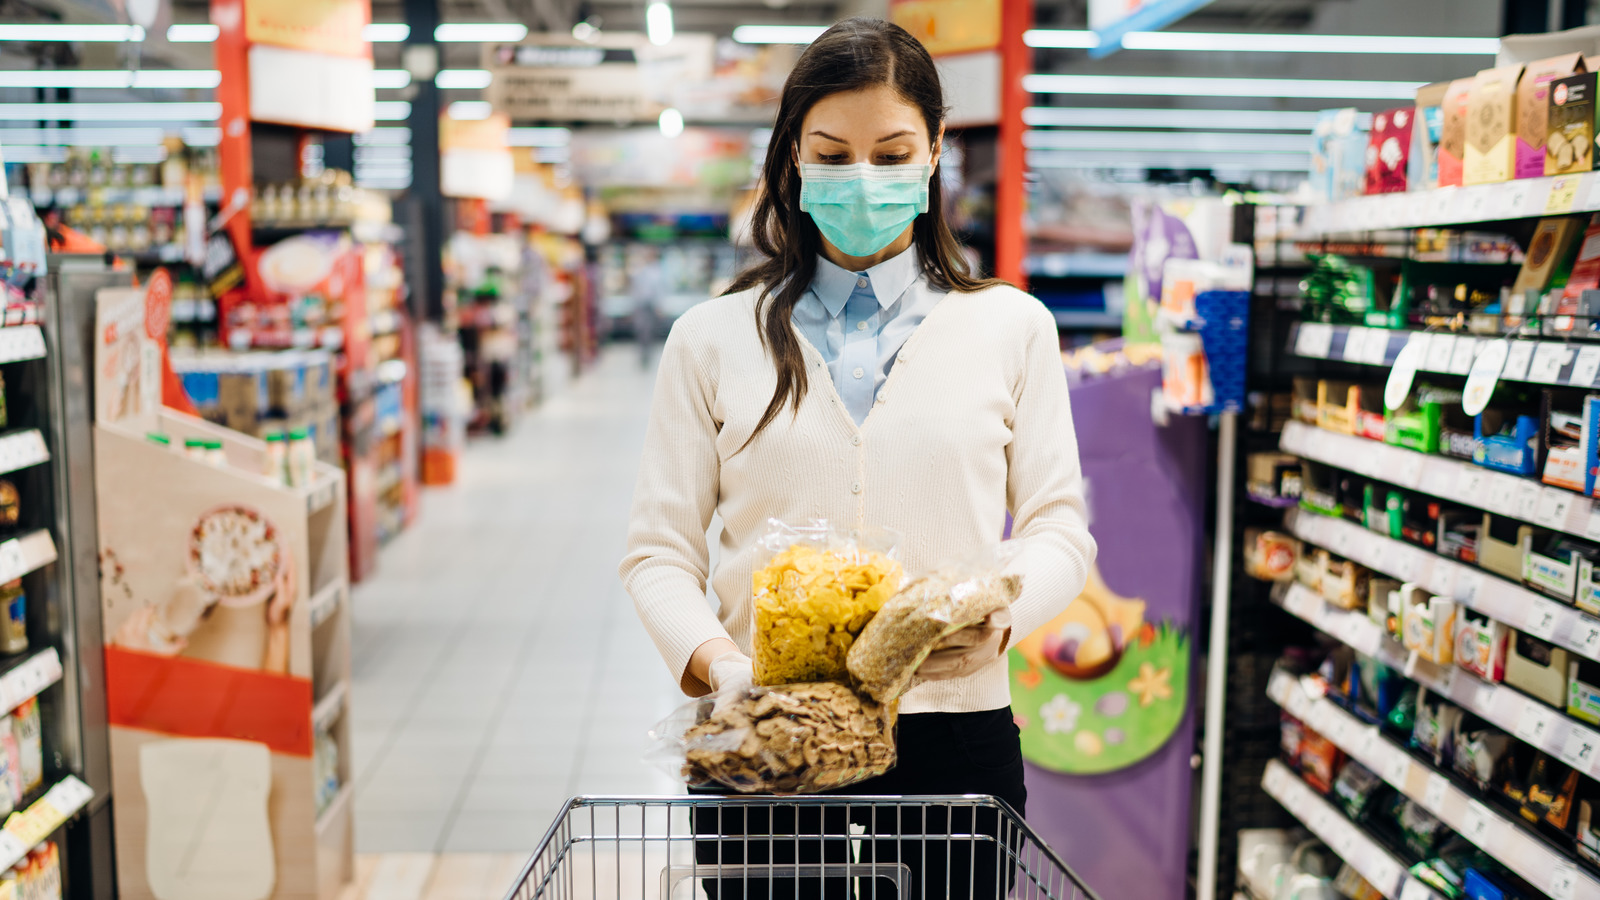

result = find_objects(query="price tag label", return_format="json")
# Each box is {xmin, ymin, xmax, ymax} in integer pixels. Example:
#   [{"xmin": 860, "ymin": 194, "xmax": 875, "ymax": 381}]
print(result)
[
  {"xmin": 1488, "ymin": 475, "xmax": 1520, "ymax": 514},
  {"xmin": 1364, "ymin": 329, "xmax": 1394, "ymax": 365},
  {"xmin": 1396, "ymin": 452, "xmax": 1426, "ymax": 487},
  {"xmin": 1467, "ymin": 188, "xmax": 1493, "ymax": 221},
  {"xmin": 1423, "ymin": 773, "xmax": 1450, "ymax": 810},
  {"xmin": 1345, "ymin": 326, "xmax": 1373, "ymax": 363},
  {"xmin": 1448, "ymin": 337, "xmax": 1478, "ymax": 375},
  {"xmin": 1529, "ymin": 343, "xmax": 1572, "ymax": 383},
  {"xmin": 1505, "ymin": 181, "xmax": 1533, "ymax": 216},
  {"xmin": 1573, "ymin": 346, "xmax": 1600, "ymax": 387},
  {"xmin": 1427, "ymin": 189, "xmax": 1454, "ymax": 222},
  {"xmin": 1384, "ymin": 751, "xmax": 1411, "ymax": 787},
  {"xmin": 1461, "ymin": 800, "xmax": 1496, "ymax": 847},
  {"xmin": 1586, "ymin": 505, "xmax": 1600, "ymax": 542},
  {"xmin": 1456, "ymin": 571, "xmax": 1486, "ymax": 605},
  {"xmin": 0, "ymin": 542, "xmax": 25, "ymax": 584},
  {"xmin": 1400, "ymin": 877, "xmax": 1434, "ymax": 900},
  {"xmin": 1537, "ymin": 487, "xmax": 1574, "ymax": 529},
  {"xmin": 1357, "ymin": 725, "xmax": 1382, "ymax": 760},
  {"xmin": 1549, "ymin": 860, "xmax": 1578, "ymax": 900},
  {"xmin": 1527, "ymin": 604, "xmax": 1562, "ymax": 641},
  {"xmin": 1578, "ymin": 615, "xmax": 1600, "ymax": 659},
  {"xmin": 1425, "ymin": 333, "xmax": 1457, "ymax": 371},
  {"xmin": 1455, "ymin": 466, "xmax": 1486, "ymax": 499},
  {"xmin": 1549, "ymin": 175, "xmax": 1582, "ymax": 213},
  {"xmin": 1517, "ymin": 701, "xmax": 1557, "ymax": 745},
  {"xmin": 1428, "ymin": 565, "xmax": 1456, "ymax": 598},
  {"xmin": 1504, "ymin": 341, "xmax": 1537, "ymax": 381},
  {"xmin": 1296, "ymin": 323, "xmax": 1335, "ymax": 359},
  {"xmin": 1562, "ymin": 725, "xmax": 1599, "ymax": 771},
  {"xmin": 1516, "ymin": 481, "xmax": 1543, "ymax": 519}
]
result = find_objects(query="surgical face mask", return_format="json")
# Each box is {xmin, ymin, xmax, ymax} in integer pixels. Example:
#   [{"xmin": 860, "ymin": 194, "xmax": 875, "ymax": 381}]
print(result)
[{"xmin": 798, "ymin": 161, "xmax": 934, "ymax": 257}]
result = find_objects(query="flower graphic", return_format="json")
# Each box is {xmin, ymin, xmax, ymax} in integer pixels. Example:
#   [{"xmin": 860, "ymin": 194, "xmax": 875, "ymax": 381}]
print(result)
[
  {"xmin": 1040, "ymin": 695, "xmax": 1080, "ymax": 735},
  {"xmin": 1129, "ymin": 663, "xmax": 1173, "ymax": 707}
]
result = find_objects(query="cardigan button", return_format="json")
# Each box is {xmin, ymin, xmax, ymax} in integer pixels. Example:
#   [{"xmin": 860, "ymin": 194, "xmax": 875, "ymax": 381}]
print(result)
[
  {"xmin": 851, "ymin": 435, "xmax": 862, "ymax": 446},
  {"xmin": 851, "ymin": 482, "xmax": 862, "ymax": 494}
]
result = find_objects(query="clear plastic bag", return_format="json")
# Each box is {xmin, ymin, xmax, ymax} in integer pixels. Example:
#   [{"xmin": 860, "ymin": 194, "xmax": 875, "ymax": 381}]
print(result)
[
  {"xmin": 647, "ymin": 681, "xmax": 897, "ymax": 793},
  {"xmin": 749, "ymin": 519, "xmax": 904, "ymax": 686},
  {"xmin": 846, "ymin": 564, "xmax": 1023, "ymax": 705}
]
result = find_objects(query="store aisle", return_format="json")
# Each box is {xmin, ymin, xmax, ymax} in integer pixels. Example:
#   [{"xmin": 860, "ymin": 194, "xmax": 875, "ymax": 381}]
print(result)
[{"xmin": 347, "ymin": 346, "xmax": 684, "ymax": 871}]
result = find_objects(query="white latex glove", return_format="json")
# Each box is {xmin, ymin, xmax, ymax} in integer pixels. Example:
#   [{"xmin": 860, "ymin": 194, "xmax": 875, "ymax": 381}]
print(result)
[
  {"xmin": 707, "ymin": 650, "xmax": 755, "ymax": 712},
  {"xmin": 917, "ymin": 608, "xmax": 1013, "ymax": 682}
]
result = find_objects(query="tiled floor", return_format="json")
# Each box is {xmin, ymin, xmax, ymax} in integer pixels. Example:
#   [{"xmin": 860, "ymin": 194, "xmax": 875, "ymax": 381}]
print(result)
[{"xmin": 347, "ymin": 346, "xmax": 686, "ymax": 894}]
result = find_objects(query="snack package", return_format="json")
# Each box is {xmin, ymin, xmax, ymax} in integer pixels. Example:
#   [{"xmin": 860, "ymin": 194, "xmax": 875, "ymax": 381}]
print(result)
[
  {"xmin": 1298, "ymin": 728, "xmax": 1342, "ymax": 792},
  {"xmin": 1333, "ymin": 759, "xmax": 1384, "ymax": 821},
  {"xmin": 749, "ymin": 520, "xmax": 904, "ymax": 686},
  {"xmin": 846, "ymin": 565, "xmax": 1021, "ymax": 705},
  {"xmin": 1453, "ymin": 725, "xmax": 1513, "ymax": 791},
  {"xmin": 1522, "ymin": 752, "xmax": 1579, "ymax": 828},
  {"xmin": 649, "ymin": 681, "xmax": 896, "ymax": 793}
]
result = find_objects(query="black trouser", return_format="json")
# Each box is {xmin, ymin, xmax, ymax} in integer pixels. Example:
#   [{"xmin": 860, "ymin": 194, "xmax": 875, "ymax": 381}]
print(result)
[{"xmin": 690, "ymin": 707, "xmax": 1027, "ymax": 899}]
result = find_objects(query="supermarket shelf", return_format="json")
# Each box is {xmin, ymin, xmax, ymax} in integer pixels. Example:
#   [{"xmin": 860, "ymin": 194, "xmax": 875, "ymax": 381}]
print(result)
[
  {"xmin": 0, "ymin": 430, "xmax": 49, "ymax": 478},
  {"xmin": 0, "ymin": 327, "xmax": 45, "ymax": 365},
  {"xmin": 1260, "ymin": 760, "xmax": 1443, "ymax": 900},
  {"xmin": 0, "ymin": 649, "xmax": 62, "ymax": 714},
  {"xmin": 315, "ymin": 782, "xmax": 353, "ymax": 837},
  {"xmin": 312, "ymin": 680, "xmax": 347, "ymax": 735},
  {"xmin": 1267, "ymin": 664, "xmax": 1592, "ymax": 900},
  {"xmin": 28, "ymin": 185, "xmax": 221, "ymax": 209},
  {"xmin": 1052, "ymin": 310, "xmax": 1123, "ymax": 329},
  {"xmin": 1298, "ymin": 172, "xmax": 1599, "ymax": 236},
  {"xmin": 1025, "ymin": 252, "xmax": 1128, "ymax": 279},
  {"xmin": 1275, "ymin": 581, "xmax": 1600, "ymax": 804},
  {"xmin": 0, "ymin": 531, "xmax": 56, "ymax": 585},
  {"xmin": 307, "ymin": 579, "xmax": 346, "ymax": 630},
  {"xmin": 305, "ymin": 477, "xmax": 339, "ymax": 515},
  {"xmin": 1286, "ymin": 508, "xmax": 1600, "ymax": 666},
  {"xmin": 1288, "ymin": 321, "xmax": 1600, "ymax": 386},
  {"xmin": 0, "ymin": 775, "xmax": 93, "ymax": 872},
  {"xmin": 1281, "ymin": 420, "xmax": 1599, "ymax": 541}
]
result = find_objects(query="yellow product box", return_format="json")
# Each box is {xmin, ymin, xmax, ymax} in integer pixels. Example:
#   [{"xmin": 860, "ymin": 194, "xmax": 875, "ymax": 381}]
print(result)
[{"xmin": 1464, "ymin": 64, "xmax": 1524, "ymax": 185}]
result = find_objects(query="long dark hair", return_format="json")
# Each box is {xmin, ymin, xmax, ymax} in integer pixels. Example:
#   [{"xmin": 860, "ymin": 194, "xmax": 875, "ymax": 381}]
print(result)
[{"xmin": 727, "ymin": 16, "xmax": 1004, "ymax": 449}]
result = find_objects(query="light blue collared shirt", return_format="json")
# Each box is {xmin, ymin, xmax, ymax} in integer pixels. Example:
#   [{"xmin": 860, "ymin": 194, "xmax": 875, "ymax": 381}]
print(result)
[{"xmin": 792, "ymin": 248, "xmax": 945, "ymax": 425}]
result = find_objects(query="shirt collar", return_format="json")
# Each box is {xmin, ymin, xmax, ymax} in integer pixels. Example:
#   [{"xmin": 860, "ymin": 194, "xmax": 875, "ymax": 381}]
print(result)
[{"xmin": 810, "ymin": 247, "xmax": 923, "ymax": 318}]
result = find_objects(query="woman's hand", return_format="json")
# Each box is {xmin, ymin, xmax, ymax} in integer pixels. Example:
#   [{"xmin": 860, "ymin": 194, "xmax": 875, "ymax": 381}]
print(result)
[
  {"xmin": 707, "ymin": 650, "xmax": 755, "ymax": 713},
  {"xmin": 916, "ymin": 608, "xmax": 1013, "ymax": 682}
]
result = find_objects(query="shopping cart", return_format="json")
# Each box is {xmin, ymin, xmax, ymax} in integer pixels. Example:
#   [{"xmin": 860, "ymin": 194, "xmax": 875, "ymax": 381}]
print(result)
[{"xmin": 503, "ymin": 795, "xmax": 1102, "ymax": 900}]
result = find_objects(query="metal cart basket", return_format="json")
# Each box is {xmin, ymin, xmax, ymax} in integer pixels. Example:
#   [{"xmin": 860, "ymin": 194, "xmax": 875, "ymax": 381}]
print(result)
[{"xmin": 504, "ymin": 795, "xmax": 1102, "ymax": 900}]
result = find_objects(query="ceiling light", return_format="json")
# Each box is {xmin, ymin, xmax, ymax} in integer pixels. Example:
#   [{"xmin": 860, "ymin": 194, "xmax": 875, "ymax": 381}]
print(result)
[
  {"xmin": 374, "ymin": 101, "xmax": 413, "ymax": 121},
  {"xmin": 1023, "ymin": 107, "xmax": 1329, "ymax": 130},
  {"xmin": 1022, "ymin": 74, "xmax": 1421, "ymax": 100},
  {"xmin": 1026, "ymin": 149, "xmax": 1308, "ymax": 171},
  {"xmin": 646, "ymin": 2, "xmax": 674, "ymax": 46},
  {"xmin": 447, "ymin": 101, "xmax": 494, "ymax": 120},
  {"xmin": 0, "ymin": 24, "xmax": 145, "ymax": 41},
  {"xmin": 182, "ymin": 127, "xmax": 222, "ymax": 146},
  {"xmin": 354, "ymin": 127, "xmax": 413, "ymax": 146},
  {"xmin": 0, "ymin": 101, "xmax": 220, "ymax": 121},
  {"xmin": 1, "ymin": 147, "xmax": 67, "ymax": 164},
  {"xmin": 434, "ymin": 23, "xmax": 528, "ymax": 42},
  {"xmin": 436, "ymin": 69, "xmax": 492, "ymax": 90},
  {"xmin": 508, "ymin": 127, "xmax": 571, "ymax": 147},
  {"xmin": 659, "ymin": 107, "xmax": 684, "ymax": 138},
  {"xmin": 1118, "ymin": 32, "xmax": 1498, "ymax": 54},
  {"xmin": 0, "ymin": 127, "xmax": 166, "ymax": 146},
  {"xmin": 1022, "ymin": 30, "xmax": 1098, "ymax": 48},
  {"xmin": 731, "ymin": 24, "xmax": 827, "ymax": 43},
  {"xmin": 165, "ymin": 24, "xmax": 219, "ymax": 42},
  {"xmin": 364, "ymin": 23, "xmax": 410, "ymax": 42},
  {"xmin": 571, "ymin": 20, "xmax": 599, "ymax": 41},
  {"xmin": 372, "ymin": 69, "xmax": 412, "ymax": 89},
  {"xmin": 1024, "ymin": 129, "xmax": 1311, "ymax": 152},
  {"xmin": 0, "ymin": 70, "xmax": 220, "ymax": 89}
]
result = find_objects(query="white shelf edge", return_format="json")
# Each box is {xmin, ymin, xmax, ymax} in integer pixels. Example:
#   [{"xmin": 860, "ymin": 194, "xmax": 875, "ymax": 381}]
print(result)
[
  {"xmin": 0, "ymin": 327, "xmax": 46, "ymax": 366},
  {"xmin": 1297, "ymin": 172, "xmax": 1597, "ymax": 236},
  {"xmin": 0, "ymin": 774, "xmax": 94, "ymax": 871},
  {"xmin": 307, "ymin": 580, "xmax": 346, "ymax": 630},
  {"xmin": 1260, "ymin": 759, "xmax": 1441, "ymax": 900},
  {"xmin": 1285, "ymin": 508, "xmax": 1600, "ymax": 667},
  {"xmin": 314, "ymin": 781, "xmax": 353, "ymax": 837},
  {"xmin": 312, "ymin": 680, "xmax": 347, "ymax": 735},
  {"xmin": 0, "ymin": 530, "xmax": 58, "ymax": 585},
  {"xmin": 0, "ymin": 648, "xmax": 63, "ymax": 714},
  {"xmin": 1267, "ymin": 665, "xmax": 1597, "ymax": 900}
]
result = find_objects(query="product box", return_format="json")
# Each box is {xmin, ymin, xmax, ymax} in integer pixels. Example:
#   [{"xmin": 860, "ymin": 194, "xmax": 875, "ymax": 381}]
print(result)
[
  {"xmin": 1481, "ymin": 513, "xmax": 1534, "ymax": 580},
  {"xmin": 1414, "ymin": 81, "xmax": 1450, "ymax": 189},
  {"xmin": 1542, "ymin": 392, "xmax": 1600, "ymax": 493},
  {"xmin": 1365, "ymin": 106, "xmax": 1416, "ymax": 194},
  {"xmin": 1399, "ymin": 492, "xmax": 1441, "ymax": 550},
  {"xmin": 1399, "ymin": 583, "xmax": 1454, "ymax": 664},
  {"xmin": 1465, "ymin": 65, "xmax": 1524, "ymax": 185},
  {"xmin": 1322, "ymin": 556, "xmax": 1367, "ymax": 610},
  {"xmin": 1298, "ymin": 462, "xmax": 1340, "ymax": 517},
  {"xmin": 1548, "ymin": 71, "xmax": 1598, "ymax": 175},
  {"xmin": 1473, "ymin": 402, "xmax": 1542, "ymax": 476},
  {"xmin": 1292, "ymin": 377, "xmax": 1319, "ymax": 424},
  {"xmin": 1296, "ymin": 546, "xmax": 1326, "ymax": 593},
  {"xmin": 1311, "ymin": 108, "xmax": 1368, "ymax": 202},
  {"xmin": 1507, "ymin": 630, "xmax": 1569, "ymax": 707},
  {"xmin": 1439, "ymin": 78, "xmax": 1474, "ymax": 187},
  {"xmin": 1316, "ymin": 380, "xmax": 1361, "ymax": 434},
  {"xmin": 1438, "ymin": 509, "xmax": 1480, "ymax": 563},
  {"xmin": 1518, "ymin": 54, "xmax": 1586, "ymax": 179},
  {"xmin": 1526, "ymin": 534, "xmax": 1600, "ymax": 601},
  {"xmin": 1456, "ymin": 608, "xmax": 1508, "ymax": 682},
  {"xmin": 1571, "ymin": 657, "xmax": 1600, "ymax": 725},
  {"xmin": 1513, "ymin": 217, "xmax": 1586, "ymax": 297},
  {"xmin": 1369, "ymin": 575, "xmax": 1400, "ymax": 632}
]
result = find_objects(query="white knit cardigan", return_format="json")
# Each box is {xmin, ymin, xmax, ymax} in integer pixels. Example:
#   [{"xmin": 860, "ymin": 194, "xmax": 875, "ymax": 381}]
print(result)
[{"xmin": 619, "ymin": 281, "xmax": 1098, "ymax": 714}]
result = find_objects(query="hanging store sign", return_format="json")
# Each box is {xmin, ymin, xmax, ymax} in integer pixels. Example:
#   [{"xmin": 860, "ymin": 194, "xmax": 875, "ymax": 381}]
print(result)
[
  {"xmin": 482, "ymin": 33, "xmax": 712, "ymax": 123},
  {"xmin": 889, "ymin": 0, "xmax": 1000, "ymax": 57},
  {"xmin": 243, "ymin": 0, "xmax": 369, "ymax": 58},
  {"xmin": 1087, "ymin": 0, "xmax": 1216, "ymax": 58},
  {"xmin": 242, "ymin": 0, "xmax": 374, "ymax": 132},
  {"xmin": 441, "ymin": 114, "xmax": 515, "ymax": 200}
]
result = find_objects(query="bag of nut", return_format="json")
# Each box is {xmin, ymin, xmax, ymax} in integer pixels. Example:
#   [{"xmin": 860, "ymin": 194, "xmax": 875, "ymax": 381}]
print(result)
[{"xmin": 648, "ymin": 681, "xmax": 897, "ymax": 793}]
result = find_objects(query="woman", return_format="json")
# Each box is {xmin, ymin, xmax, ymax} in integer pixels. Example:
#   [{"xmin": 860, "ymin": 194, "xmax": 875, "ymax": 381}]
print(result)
[{"xmin": 620, "ymin": 16, "xmax": 1097, "ymax": 898}]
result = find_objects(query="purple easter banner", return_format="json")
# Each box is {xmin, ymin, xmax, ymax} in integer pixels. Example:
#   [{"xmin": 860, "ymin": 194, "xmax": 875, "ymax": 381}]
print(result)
[{"xmin": 1009, "ymin": 363, "xmax": 1208, "ymax": 900}]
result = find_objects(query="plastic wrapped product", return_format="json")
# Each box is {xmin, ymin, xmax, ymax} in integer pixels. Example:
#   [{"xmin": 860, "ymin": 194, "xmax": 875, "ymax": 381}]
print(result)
[
  {"xmin": 651, "ymin": 681, "xmax": 896, "ymax": 794},
  {"xmin": 749, "ymin": 520, "xmax": 904, "ymax": 686},
  {"xmin": 1452, "ymin": 726, "xmax": 1513, "ymax": 791},
  {"xmin": 1521, "ymin": 752, "xmax": 1579, "ymax": 829},
  {"xmin": 1394, "ymin": 799, "xmax": 1449, "ymax": 858},
  {"xmin": 1412, "ymin": 688, "xmax": 1463, "ymax": 768},
  {"xmin": 1333, "ymin": 759, "xmax": 1384, "ymax": 821},
  {"xmin": 846, "ymin": 568, "xmax": 1021, "ymax": 705},
  {"xmin": 1455, "ymin": 609, "xmax": 1509, "ymax": 682},
  {"xmin": 1298, "ymin": 729, "xmax": 1342, "ymax": 793}
]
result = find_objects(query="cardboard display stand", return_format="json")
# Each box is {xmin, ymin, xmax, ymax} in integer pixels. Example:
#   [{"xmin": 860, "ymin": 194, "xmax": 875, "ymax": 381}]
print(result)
[{"xmin": 92, "ymin": 285, "xmax": 353, "ymax": 900}]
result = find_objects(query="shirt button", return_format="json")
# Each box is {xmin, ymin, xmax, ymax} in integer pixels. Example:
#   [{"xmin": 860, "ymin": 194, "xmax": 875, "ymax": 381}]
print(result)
[
  {"xmin": 852, "ymin": 435, "xmax": 862, "ymax": 446},
  {"xmin": 852, "ymin": 367, "xmax": 865, "ymax": 379},
  {"xmin": 856, "ymin": 276, "xmax": 868, "ymax": 288},
  {"xmin": 875, "ymin": 395, "xmax": 886, "ymax": 405},
  {"xmin": 856, "ymin": 321, "xmax": 869, "ymax": 331},
  {"xmin": 851, "ymin": 482, "xmax": 862, "ymax": 494}
]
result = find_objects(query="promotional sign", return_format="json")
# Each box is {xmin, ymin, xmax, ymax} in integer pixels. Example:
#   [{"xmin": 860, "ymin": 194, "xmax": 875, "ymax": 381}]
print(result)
[
  {"xmin": 483, "ymin": 33, "xmax": 713, "ymax": 123},
  {"xmin": 243, "ymin": 0, "xmax": 368, "ymax": 57},
  {"xmin": 440, "ymin": 114, "xmax": 515, "ymax": 201},
  {"xmin": 1010, "ymin": 362, "xmax": 1204, "ymax": 900},
  {"xmin": 889, "ymin": 0, "xmax": 1000, "ymax": 56},
  {"xmin": 242, "ymin": 0, "xmax": 374, "ymax": 133}
]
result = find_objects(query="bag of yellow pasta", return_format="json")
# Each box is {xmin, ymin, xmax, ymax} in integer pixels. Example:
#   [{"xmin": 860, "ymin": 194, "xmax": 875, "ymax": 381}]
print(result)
[{"xmin": 749, "ymin": 520, "xmax": 904, "ymax": 686}]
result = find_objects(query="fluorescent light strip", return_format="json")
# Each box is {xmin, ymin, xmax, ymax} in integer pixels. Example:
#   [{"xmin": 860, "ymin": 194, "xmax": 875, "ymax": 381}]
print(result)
[
  {"xmin": 182, "ymin": 127, "xmax": 221, "ymax": 146},
  {"xmin": 0, "ymin": 127, "xmax": 166, "ymax": 146},
  {"xmin": 1026, "ymin": 149, "xmax": 1308, "ymax": 170},
  {"xmin": 534, "ymin": 147, "xmax": 569, "ymax": 163},
  {"xmin": 1023, "ymin": 73, "xmax": 1420, "ymax": 99},
  {"xmin": 364, "ymin": 23, "xmax": 410, "ymax": 42},
  {"xmin": 0, "ymin": 102, "xmax": 220, "ymax": 121},
  {"xmin": 1022, "ymin": 30, "xmax": 1098, "ymax": 48},
  {"xmin": 1024, "ymin": 129, "xmax": 1311, "ymax": 152},
  {"xmin": 446, "ymin": 101, "xmax": 493, "ymax": 120},
  {"xmin": 1, "ymin": 147, "xmax": 67, "ymax": 163},
  {"xmin": 355, "ymin": 145, "xmax": 412, "ymax": 160},
  {"xmin": 166, "ymin": 24, "xmax": 219, "ymax": 42},
  {"xmin": 1023, "ymin": 29, "xmax": 1497, "ymax": 55},
  {"xmin": 1023, "ymin": 107, "xmax": 1332, "ymax": 130},
  {"xmin": 508, "ymin": 127, "xmax": 571, "ymax": 147},
  {"xmin": 646, "ymin": 2, "xmax": 674, "ymax": 46},
  {"xmin": 0, "ymin": 70, "xmax": 221, "ymax": 89},
  {"xmin": 434, "ymin": 23, "xmax": 527, "ymax": 42},
  {"xmin": 731, "ymin": 24, "xmax": 829, "ymax": 44},
  {"xmin": 113, "ymin": 146, "xmax": 167, "ymax": 164},
  {"xmin": 374, "ymin": 101, "xmax": 413, "ymax": 121},
  {"xmin": 372, "ymin": 69, "xmax": 412, "ymax": 89},
  {"xmin": 354, "ymin": 127, "xmax": 413, "ymax": 146},
  {"xmin": 0, "ymin": 24, "xmax": 145, "ymax": 41},
  {"xmin": 436, "ymin": 69, "xmax": 492, "ymax": 90}
]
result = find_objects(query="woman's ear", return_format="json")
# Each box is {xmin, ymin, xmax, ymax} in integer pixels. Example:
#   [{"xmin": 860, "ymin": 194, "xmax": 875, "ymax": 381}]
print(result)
[{"xmin": 932, "ymin": 124, "xmax": 946, "ymax": 166}]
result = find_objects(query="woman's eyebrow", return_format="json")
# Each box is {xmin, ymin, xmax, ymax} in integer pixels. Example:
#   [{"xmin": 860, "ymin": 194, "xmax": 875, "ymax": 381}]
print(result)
[
  {"xmin": 808, "ymin": 130, "xmax": 850, "ymax": 143},
  {"xmin": 874, "ymin": 130, "xmax": 914, "ymax": 142}
]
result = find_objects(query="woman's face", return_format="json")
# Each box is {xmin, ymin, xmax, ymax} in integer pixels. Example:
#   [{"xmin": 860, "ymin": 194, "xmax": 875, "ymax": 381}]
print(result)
[{"xmin": 797, "ymin": 84, "xmax": 937, "ymax": 167}]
